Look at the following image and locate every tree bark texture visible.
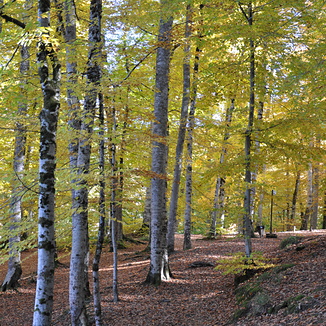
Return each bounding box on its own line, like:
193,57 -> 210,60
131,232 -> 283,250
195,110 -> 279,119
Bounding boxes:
69,0 -> 102,324
92,92 -> 105,326
146,11 -> 173,285
167,4 -> 192,253
65,0 -> 81,171
183,3 -> 203,251
33,0 -> 60,323
243,2 -> 254,257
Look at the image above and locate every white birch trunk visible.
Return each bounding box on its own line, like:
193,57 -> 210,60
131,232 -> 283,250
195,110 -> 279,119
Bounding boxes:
33,0 -> 60,323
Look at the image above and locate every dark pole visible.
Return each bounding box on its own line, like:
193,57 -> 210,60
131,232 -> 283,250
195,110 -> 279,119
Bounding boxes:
270,190 -> 274,234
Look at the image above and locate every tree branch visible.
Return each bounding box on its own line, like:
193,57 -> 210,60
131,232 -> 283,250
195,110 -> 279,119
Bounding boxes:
238,2 -> 249,23
0,13 -> 26,28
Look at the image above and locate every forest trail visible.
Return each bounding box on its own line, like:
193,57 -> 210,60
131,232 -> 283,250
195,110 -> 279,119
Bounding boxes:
0,231 -> 325,325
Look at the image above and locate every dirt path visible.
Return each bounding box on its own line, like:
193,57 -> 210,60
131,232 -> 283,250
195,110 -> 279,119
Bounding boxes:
0,231 -> 325,325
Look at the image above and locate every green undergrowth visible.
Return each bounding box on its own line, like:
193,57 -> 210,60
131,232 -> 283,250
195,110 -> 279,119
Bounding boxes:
215,251 -> 274,276
279,236 -> 303,249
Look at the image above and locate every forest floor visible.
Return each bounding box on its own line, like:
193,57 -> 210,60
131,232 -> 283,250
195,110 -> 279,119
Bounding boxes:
0,230 -> 325,325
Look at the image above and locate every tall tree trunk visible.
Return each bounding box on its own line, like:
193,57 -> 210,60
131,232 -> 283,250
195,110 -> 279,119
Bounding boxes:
114,68 -> 131,244
33,0 -> 60,323
183,3 -> 203,251
301,164 -> 313,230
110,105 -> 119,303
310,164 -> 319,229
323,191 -> 326,229
111,93 -> 129,246
183,70 -> 196,251
1,8 -> 30,289
92,92 -> 106,326
288,170 -> 300,230
167,4 -> 192,253
250,101 -> 264,227
65,0 -> 81,170
69,0 -> 102,324
241,2 -> 254,257
210,100 -> 235,237
145,7 -> 173,285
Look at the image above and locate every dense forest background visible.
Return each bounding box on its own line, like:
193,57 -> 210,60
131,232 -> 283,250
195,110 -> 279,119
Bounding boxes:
0,0 -> 325,325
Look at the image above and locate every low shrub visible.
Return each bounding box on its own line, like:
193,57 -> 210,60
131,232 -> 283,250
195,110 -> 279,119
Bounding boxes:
279,236 -> 303,249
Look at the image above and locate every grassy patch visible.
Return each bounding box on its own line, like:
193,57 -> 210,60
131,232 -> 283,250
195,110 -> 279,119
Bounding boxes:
274,263 -> 295,273
279,236 -> 303,249
215,251 -> 274,276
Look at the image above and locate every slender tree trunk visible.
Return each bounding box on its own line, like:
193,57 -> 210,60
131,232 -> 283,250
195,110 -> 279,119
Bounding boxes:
183,3 -> 203,251
1,124 -> 25,291
115,87 -> 130,244
33,0 -> 60,323
288,170 -> 300,230
301,164 -> 313,230
311,164 -> 319,229
166,5 -> 192,253
142,185 -> 151,230
1,17 -> 30,290
183,79 -> 196,251
210,100 -> 235,237
110,96 -> 129,246
69,0 -> 102,324
65,0 -> 90,323
145,8 -> 173,285
257,189 -> 264,226
242,2 -> 254,257
250,101 -> 264,226
92,92 -> 106,326
323,191 -> 326,229
110,105 -> 119,303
